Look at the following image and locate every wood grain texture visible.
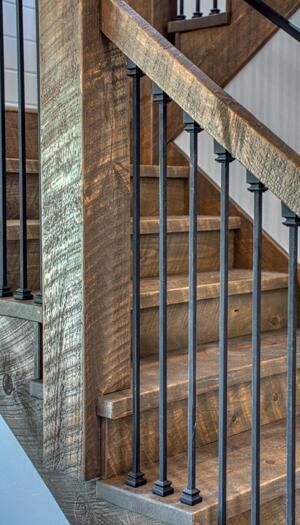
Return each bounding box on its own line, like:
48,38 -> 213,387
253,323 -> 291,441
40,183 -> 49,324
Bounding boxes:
101,0 -> 300,215
0,326 -> 161,525
97,417 -> 300,525
138,216 -> 239,277
5,109 -> 38,160
126,1 -> 177,164
98,329 -> 297,420
101,373 -> 300,479
171,142 -> 300,323
167,0 -> 300,146
99,330 -> 300,478
168,10 -> 230,34
40,0 -> 130,479
137,270 -> 287,356
7,165 -> 39,220
139,174 -> 188,216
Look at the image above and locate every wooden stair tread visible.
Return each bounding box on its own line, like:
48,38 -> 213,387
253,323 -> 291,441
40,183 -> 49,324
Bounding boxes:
139,269 -> 288,309
6,158 -> 39,174
97,416 -> 299,524
138,215 -> 240,234
134,165 -> 189,179
0,292 -> 42,323
7,219 -> 40,241
97,328 -> 297,419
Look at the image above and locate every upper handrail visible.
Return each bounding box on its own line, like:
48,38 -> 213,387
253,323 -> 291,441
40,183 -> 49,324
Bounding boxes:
243,0 -> 300,42
100,0 -> 300,216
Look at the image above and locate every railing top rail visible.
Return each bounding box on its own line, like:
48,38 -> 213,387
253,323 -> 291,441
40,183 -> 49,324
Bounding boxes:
243,0 -> 300,42
100,0 -> 300,216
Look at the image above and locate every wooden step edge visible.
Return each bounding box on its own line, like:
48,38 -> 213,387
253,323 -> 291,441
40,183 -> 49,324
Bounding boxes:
6,158 -> 39,174
96,417 -> 298,525
138,216 -> 241,234
133,165 -> 189,179
97,330 -> 298,420
0,293 -> 42,323
139,270 -> 288,309
7,219 -> 40,241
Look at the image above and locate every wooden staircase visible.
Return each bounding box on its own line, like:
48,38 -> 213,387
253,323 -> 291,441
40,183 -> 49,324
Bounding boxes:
96,163 -> 293,523
3,159 -> 40,292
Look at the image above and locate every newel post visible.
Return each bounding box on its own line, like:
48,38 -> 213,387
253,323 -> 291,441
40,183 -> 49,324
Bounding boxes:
39,0 -> 131,479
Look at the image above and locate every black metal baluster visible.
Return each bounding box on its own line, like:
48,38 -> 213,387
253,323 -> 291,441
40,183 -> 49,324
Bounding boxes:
214,142 -> 234,524
193,0 -> 202,17
282,204 -> 300,525
152,84 -> 173,498
210,0 -> 220,14
15,0 -> 33,300
0,0 -> 11,297
247,172 -> 267,525
177,0 -> 186,20
34,0 -> 42,305
126,60 -> 146,489
180,114 -> 202,507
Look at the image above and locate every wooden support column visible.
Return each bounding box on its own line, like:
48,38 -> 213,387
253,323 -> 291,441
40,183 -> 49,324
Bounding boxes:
39,0 -> 131,479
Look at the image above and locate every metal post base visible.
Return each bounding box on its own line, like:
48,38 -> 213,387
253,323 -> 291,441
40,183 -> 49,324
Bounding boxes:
152,479 -> 174,497
126,471 -> 147,488
0,286 -> 12,298
14,288 -> 34,301
180,488 -> 202,506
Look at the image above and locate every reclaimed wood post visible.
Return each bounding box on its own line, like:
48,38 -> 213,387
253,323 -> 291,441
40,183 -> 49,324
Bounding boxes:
39,0 -> 131,479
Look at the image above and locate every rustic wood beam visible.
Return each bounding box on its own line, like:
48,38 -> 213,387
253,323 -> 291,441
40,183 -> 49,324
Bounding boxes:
101,0 -> 300,216
40,0 -> 131,479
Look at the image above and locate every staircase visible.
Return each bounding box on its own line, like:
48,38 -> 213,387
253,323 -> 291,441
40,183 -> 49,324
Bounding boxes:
1,0 -> 300,523
96,159 -> 295,523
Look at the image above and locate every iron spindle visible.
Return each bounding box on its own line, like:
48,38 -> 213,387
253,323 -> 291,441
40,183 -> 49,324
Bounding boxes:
152,84 -> 173,498
0,0 -> 11,297
210,0 -> 220,14
126,60 -> 146,489
193,0 -> 202,17
34,0 -> 42,305
15,0 -> 33,300
247,172 -> 267,525
180,114 -> 202,507
282,204 -> 300,525
177,0 -> 186,20
214,141 -> 234,524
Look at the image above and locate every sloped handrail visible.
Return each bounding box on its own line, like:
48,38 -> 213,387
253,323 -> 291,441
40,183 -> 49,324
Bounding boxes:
100,0 -> 300,216
243,0 -> 300,42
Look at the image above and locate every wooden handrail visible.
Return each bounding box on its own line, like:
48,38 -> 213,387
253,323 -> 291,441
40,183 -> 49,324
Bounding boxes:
101,0 -> 300,216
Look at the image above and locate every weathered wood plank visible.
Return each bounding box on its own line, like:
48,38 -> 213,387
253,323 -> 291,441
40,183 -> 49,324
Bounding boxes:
40,0 -> 130,479
5,109 -> 38,160
97,417 -> 300,525
0,321 -> 161,525
101,0 -> 300,215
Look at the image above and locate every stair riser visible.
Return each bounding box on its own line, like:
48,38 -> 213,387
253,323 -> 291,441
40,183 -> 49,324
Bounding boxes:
140,289 -> 287,356
138,177 -> 188,216
138,230 -> 236,278
8,239 -> 40,291
100,370 -> 300,479
7,173 -> 39,220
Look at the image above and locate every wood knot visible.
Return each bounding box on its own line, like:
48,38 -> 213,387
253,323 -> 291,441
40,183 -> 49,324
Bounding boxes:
2,374 -> 13,396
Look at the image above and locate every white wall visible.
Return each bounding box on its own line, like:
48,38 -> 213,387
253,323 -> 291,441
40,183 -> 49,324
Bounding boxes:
3,0 -> 37,108
176,10 -> 300,259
